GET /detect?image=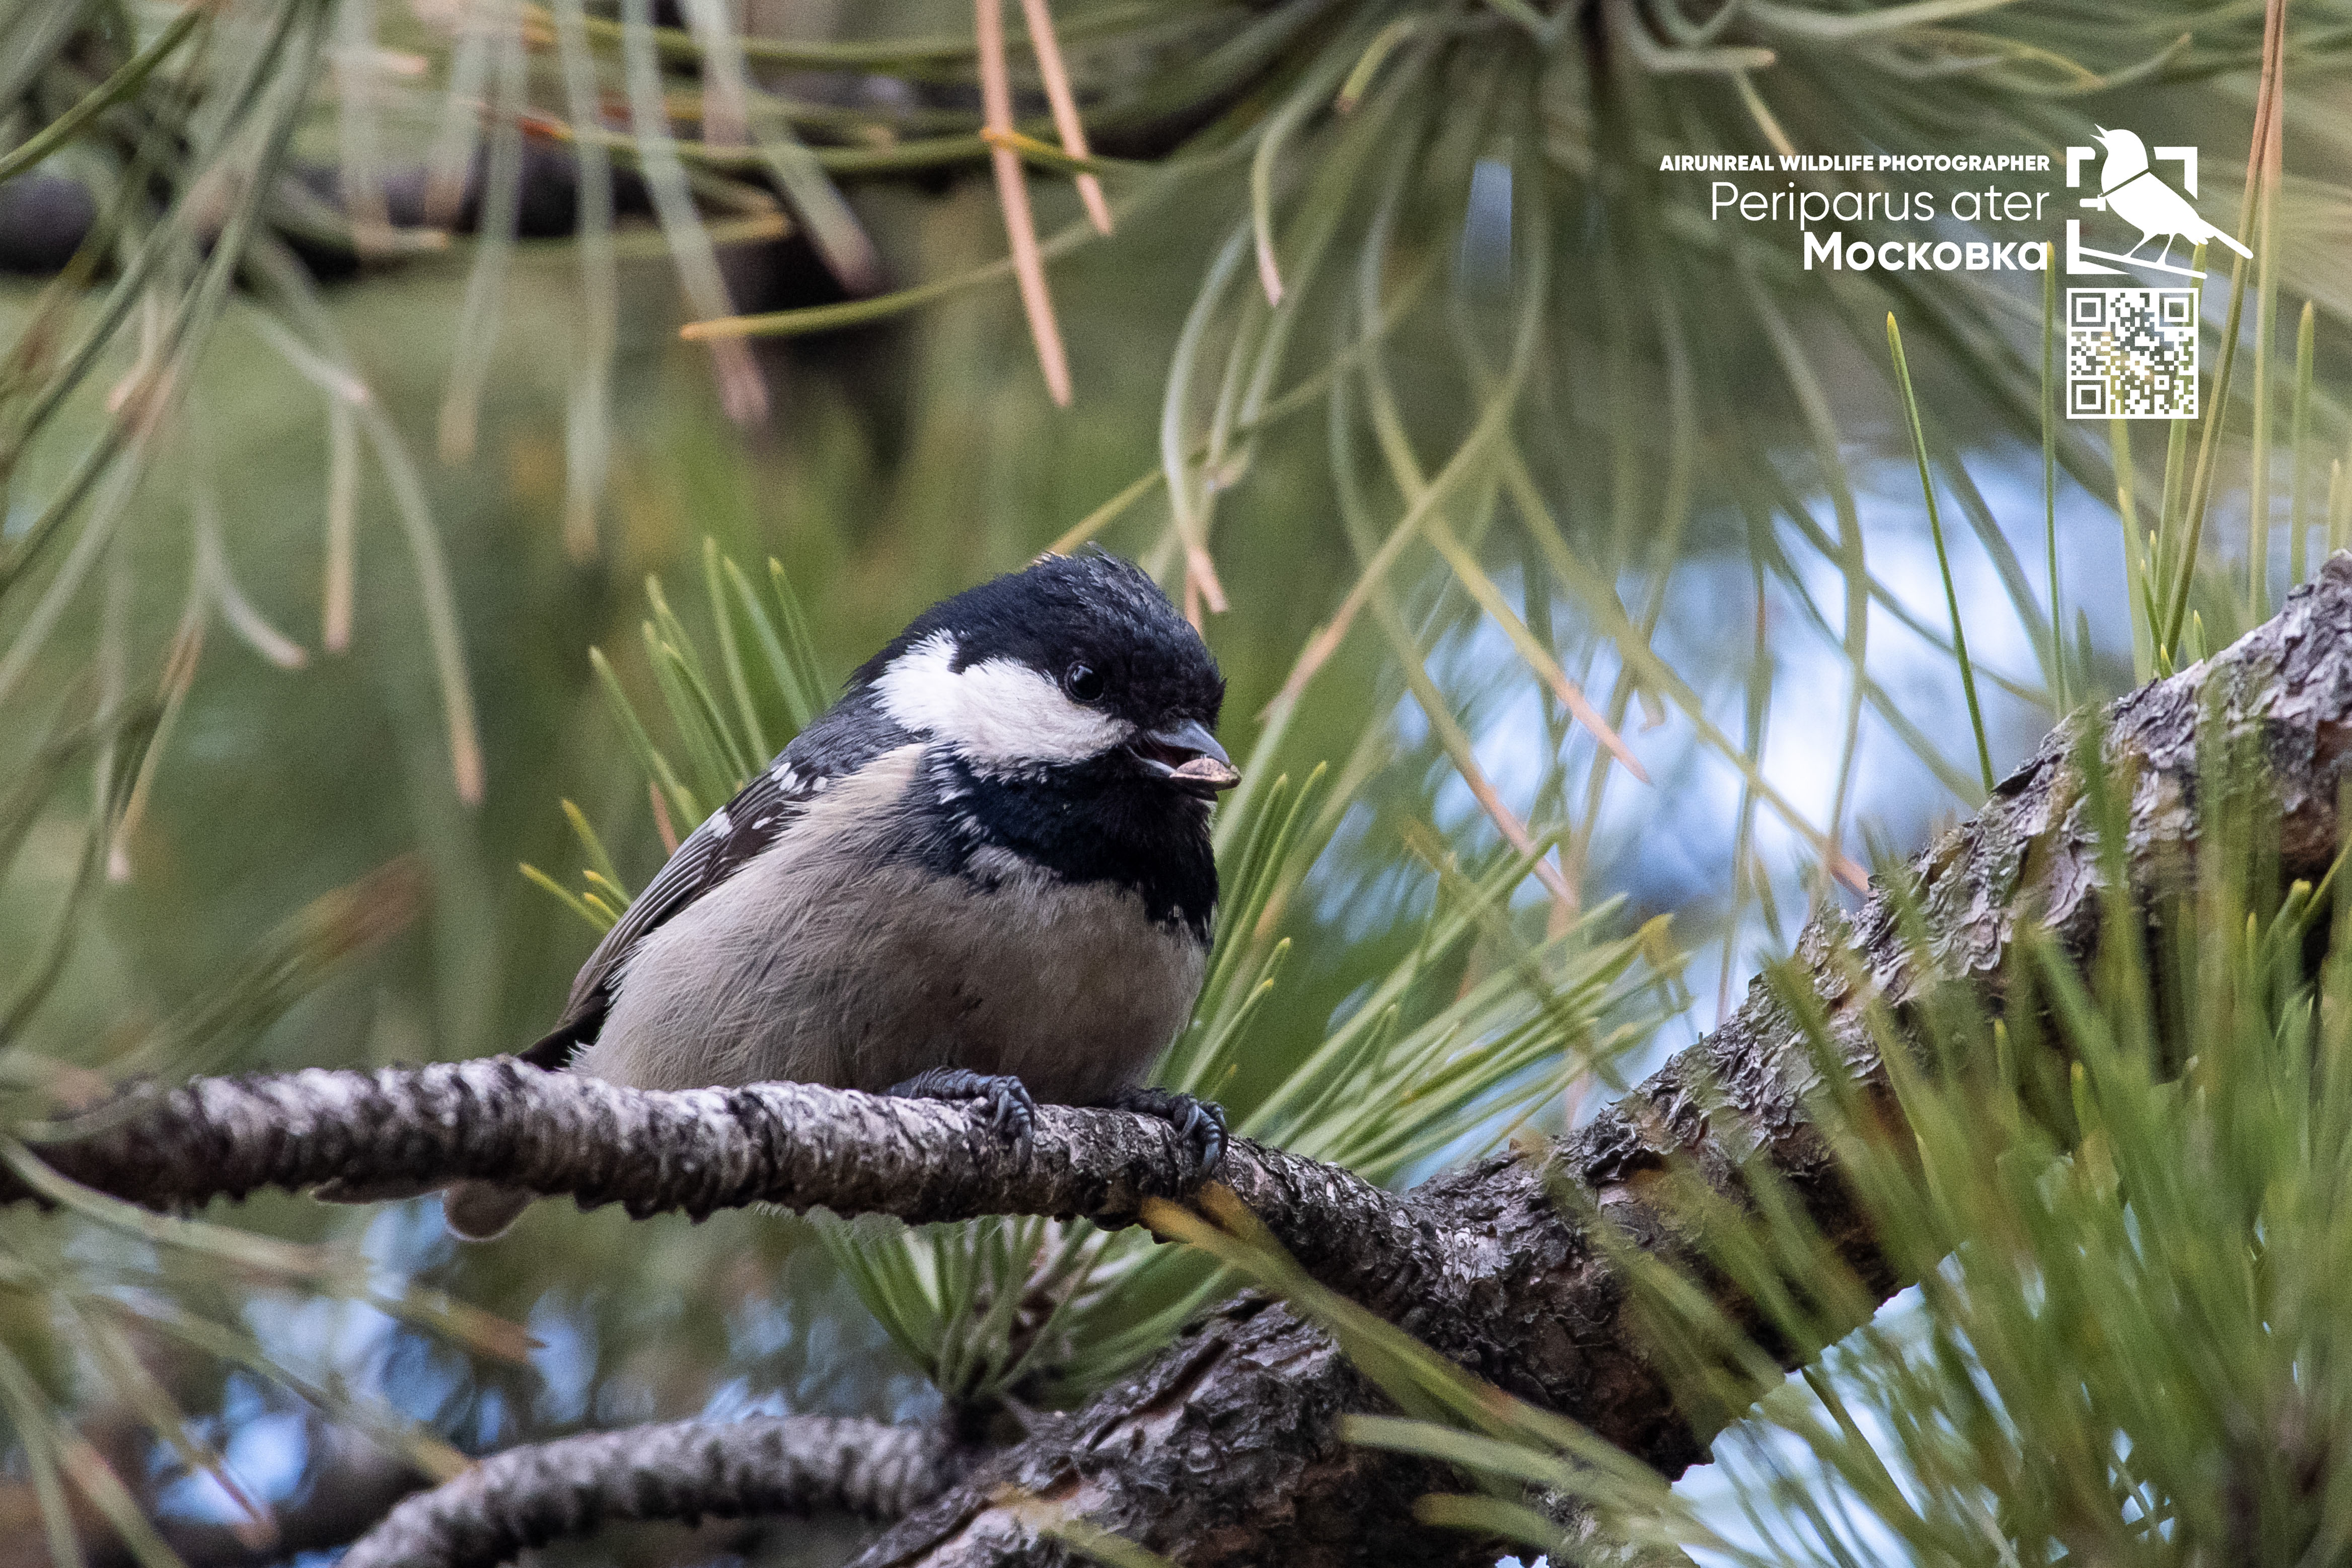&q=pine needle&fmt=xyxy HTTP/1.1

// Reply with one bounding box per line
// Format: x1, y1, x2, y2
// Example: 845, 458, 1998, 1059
1887, 314, 1995, 796
978, 0, 1073, 406
650, 780, 680, 855
2161, 0, 2286, 658
323, 392, 358, 651
1018, 0, 1112, 235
